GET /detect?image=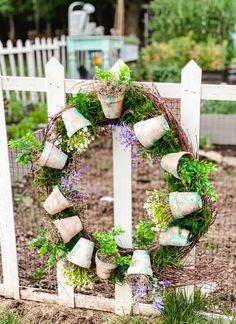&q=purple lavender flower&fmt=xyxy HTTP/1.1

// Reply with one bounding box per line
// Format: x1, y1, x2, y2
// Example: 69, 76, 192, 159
153, 297, 164, 313
109, 123, 138, 150
159, 280, 170, 288
133, 282, 147, 299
